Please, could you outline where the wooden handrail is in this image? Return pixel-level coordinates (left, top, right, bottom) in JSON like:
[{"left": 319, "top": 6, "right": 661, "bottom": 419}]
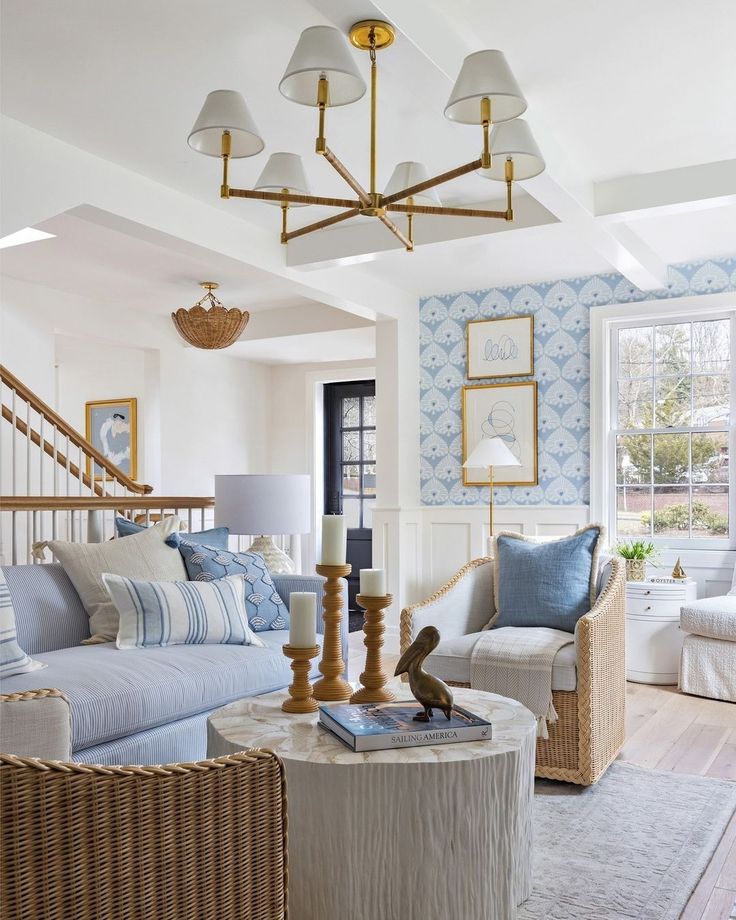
[
  {"left": 0, "top": 364, "right": 153, "bottom": 495},
  {"left": 0, "top": 496, "right": 215, "bottom": 512},
  {"left": 1, "top": 407, "right": 106, "bottom": 497}
]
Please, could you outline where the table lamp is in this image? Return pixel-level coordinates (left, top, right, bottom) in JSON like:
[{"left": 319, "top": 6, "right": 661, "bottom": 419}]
[
  {"left": 214, "top": 474, "right": 310, "bottom": 574},
  {"left": 463, "top": 438, "right": 520, "bottom": 536}
]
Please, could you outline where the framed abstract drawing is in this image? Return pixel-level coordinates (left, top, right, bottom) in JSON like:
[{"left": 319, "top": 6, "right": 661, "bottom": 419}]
[
  {"left": 462, "top": 381, "right": 538, "bottom": 486},
  {"left": 466, "top": 314, "right": 534, "bottom": 379},
  {"left": 85, "top": 397, "right": 138, "bottom": 481}
]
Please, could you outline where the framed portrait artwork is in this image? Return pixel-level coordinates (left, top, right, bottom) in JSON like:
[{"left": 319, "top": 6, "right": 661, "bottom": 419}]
[
  {"left": 462, "top": 381, "right": 538, "bottom": 486},
  {"left": 85, "top": 397, "right": 138, "bottom": 480},
  {"left": 466, "top": 314, "right": 534, "bottom": 380}
]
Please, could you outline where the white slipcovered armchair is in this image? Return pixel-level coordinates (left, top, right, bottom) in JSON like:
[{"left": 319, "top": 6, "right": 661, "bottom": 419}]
[
  {"left": 680, "top": 593, "right": 736, "bottom": 703},
  {"left": 400, "top": 556, "right": 627, "bottom": 786}
]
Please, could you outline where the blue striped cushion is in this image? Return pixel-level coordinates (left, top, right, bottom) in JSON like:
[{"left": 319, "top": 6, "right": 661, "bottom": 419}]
[
  {"left": 0, "top": 570, "right": 46, "bottom": 677},
  {"left": 103, "top": 573, "right": 266, "bottom": 650}
]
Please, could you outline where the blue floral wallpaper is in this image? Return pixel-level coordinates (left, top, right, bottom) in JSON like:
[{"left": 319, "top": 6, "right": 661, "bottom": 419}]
[{"left": 420, "top": 256, "right": 736, "bottom": 507}]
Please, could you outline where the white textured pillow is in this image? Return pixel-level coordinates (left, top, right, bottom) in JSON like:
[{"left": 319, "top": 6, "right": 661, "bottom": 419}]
[
  {"left": 41, "top": 517, "right": 187, "bottom": 643},
  {"left": 0, "top": 570, "right": 46, "bottom": 677},
  {"left": 103, "top": 573, "right": 266, "bottom": 650}
]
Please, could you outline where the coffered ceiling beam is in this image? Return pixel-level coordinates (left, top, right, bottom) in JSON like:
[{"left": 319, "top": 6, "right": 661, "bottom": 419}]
[{"left": 594, "top": 159, "right": 736, "bottom": 223}]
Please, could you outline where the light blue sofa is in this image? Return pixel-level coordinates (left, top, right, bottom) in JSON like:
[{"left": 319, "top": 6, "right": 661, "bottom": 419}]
[{"left": 0, "top": 564, "right": 348, "bottom": 765}]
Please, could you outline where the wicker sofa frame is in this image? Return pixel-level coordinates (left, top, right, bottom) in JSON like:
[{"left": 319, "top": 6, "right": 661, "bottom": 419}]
[
  {"left": 400, "top": 556, "right": 627, "bottom": 786},
  {"left": 0, "top": 739, "right": 288, "bottom": 920}
]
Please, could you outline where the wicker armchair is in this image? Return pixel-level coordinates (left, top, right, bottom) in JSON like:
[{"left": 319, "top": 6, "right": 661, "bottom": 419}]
[
  {"left": 0, "top": 749, "right": 288, "bottom": 920},
  {"left": 400, "top": 556, "right": 626, "bottom": 785}
]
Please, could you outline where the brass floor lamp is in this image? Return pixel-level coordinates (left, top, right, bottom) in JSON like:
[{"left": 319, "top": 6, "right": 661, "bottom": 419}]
[{"left": 463, "top": 437, "right": 521, "bottom": 537}]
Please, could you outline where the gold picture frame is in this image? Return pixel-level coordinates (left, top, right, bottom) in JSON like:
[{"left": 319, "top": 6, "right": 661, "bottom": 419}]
[
  {"left": 466, "top": 314, "right": 534, "bottom": 380},
  {"left": 85, "top": 397, "right": 138, "bottom": 481},
  {"left": 462, "top": 381, "right": 538, "bottom": 486}
]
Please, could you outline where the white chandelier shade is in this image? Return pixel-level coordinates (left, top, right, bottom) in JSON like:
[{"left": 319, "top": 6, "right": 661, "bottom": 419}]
[
  {"left": 444, "top": 50, "right": 527, "bottom": 125},
  {"left": 279, "top": 26, "right": 366, "bottom": 107},
  {"left": 477, "top": 119, "right": 545, "bottom": 181},
  {"left": 254, "top": 153, "right": 311, "bottom": 206},
  {"left": 187, "top": 90, "right": 265, "bottom": 158},
  {"left": 384, "top": 162, "right": 441, "bottom": 207}
]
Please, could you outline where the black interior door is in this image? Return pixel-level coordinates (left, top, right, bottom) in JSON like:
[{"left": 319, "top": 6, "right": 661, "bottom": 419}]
[{"left": 324, "top": 381, "right": 376, "bottom": 629}]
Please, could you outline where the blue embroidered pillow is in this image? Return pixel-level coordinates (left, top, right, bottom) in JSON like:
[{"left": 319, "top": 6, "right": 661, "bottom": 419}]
[
  {"left": 491, "top": 525, "right": 603, "bottom": 632},
  {"left": 115, "top": 517, "right": 229, "bottom": 550},
  {"left": 173, "top": 537, "right": 288, "bottom": 632}
]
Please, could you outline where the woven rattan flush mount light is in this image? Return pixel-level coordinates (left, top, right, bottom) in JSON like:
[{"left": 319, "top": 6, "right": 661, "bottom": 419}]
[{"left": 171, "top": 282, "right": 249, "bottom": 349}]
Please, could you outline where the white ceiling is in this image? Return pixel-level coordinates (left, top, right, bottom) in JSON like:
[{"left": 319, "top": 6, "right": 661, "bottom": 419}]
[{"left": 1, "top": 0, "right": 735, "bottom": 356}]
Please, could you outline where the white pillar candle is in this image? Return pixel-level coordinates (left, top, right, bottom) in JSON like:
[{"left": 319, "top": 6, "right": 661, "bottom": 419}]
[
  {"left": 289, "top": 592, "right": 317, "bottom": 648},
  {"left": 360, "top": 568, "right": 386, "bottom": 597},
  {"left": 320, "top": 514, "right": 347, "bottom": 565}
]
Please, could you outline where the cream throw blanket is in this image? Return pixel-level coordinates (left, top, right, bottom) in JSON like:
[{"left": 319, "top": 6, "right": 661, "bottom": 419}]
[{"left": 470, "top": 627, "right": 575, "bottom": 739}]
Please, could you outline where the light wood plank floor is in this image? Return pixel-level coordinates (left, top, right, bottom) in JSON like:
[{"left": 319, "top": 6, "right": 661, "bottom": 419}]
[{"left": 348, "top": 633, "right": 736, "bottom": 918}]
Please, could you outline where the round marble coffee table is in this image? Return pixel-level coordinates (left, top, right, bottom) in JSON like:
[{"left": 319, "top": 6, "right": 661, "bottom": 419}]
[{"left": 208, "top": 685, "right": 535, "bottom": 920}]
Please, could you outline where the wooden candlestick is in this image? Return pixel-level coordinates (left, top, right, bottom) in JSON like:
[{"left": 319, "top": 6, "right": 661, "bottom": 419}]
[
  {"left": 350, "top": 594, "right": 395, "bottom": 704},
  {"left": 313, "top": 563, "right": 353, "bottom": 702},
  {"left": 282, "top": 644, "right": 320, "bottom": 713}
]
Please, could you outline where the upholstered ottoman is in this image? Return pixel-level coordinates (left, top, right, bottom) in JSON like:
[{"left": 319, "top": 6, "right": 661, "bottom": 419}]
[{"left": 679, "top": 596, "right": 736, "bottom": 703}]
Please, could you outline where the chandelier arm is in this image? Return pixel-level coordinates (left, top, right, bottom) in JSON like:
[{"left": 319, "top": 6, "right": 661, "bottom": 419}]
[
  {"left": 323, "top": 147, "right": 371, "bottom": 205},
  {"left": 227, "top": 188, "right": 360, "bottom": 209},
  {"left": 283, "top": 207, "right": 361, "bottom": 242},
  {"left": 386, "top": 203, "right": 508, "bottom": 219},
  {"left": 377, "top": 213, "right": 412, "bottom": 250},
  {"left": 382, "top": 158, "right": 483, "bottom": 207}
]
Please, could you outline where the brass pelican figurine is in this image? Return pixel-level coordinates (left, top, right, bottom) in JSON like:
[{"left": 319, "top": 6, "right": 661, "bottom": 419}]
[{"left": 394, "top": 625, "right": 454, "bottom": 722}]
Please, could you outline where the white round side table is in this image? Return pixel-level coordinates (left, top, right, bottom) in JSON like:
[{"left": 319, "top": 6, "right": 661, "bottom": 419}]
[
  {"left": 626, "top": 579, "right": 697, "bottom": 684},
  {"left": 208, "top": 685, "right": 536, "bottom": 920}
]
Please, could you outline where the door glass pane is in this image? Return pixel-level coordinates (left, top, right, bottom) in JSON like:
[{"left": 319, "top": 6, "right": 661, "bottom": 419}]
[
  {"left": 616, "top": 487, "right": 651, "bottom": 535},
  {"left": 363, "top": 500, "right": 374, "bottom": 529},
  {"left": 616, "top": 434, "right": 650, "bottom": 484},
  {"left": 343, "top": 498, "right": 360, "bottom": 529},
  {"left": 653, "top": 433, "right": 689, "bottom": 484},
  {"left": 693, "top": 320, "right": 730, "bottom": 374},
  {"left": 363, "top": 464, "right": 377, "bottom": 495},
  {"left": 342, "top": 464, "right": 360, "bottom": 496},
  {"left": 342, "top": 431, "right": 360, "bottom": 461},
  {"left": 363, "top": 430, "right": 376, "bottom": 461},
  {"left": 342, "top": 397, "right": 359, "bottom": 428},
  {"left": 692, "top": 486, "right": 729, "bottom": 537},
  {"left": 691, "top": 432, "right": 729, "bottom": 484},
  {"left": 618, "top": 326, "right": 652, "bottom": 378},
  {"left": 655, "top": 376, "right": 691, "bottom": 428},
  {"left": 655, "top": 323, "right": 691, "bottom": 376},
  {"left": 652, "top": 487, "right": 690, "bottom": 536},
  {"left": 693, "top": 375, "right": 730, "bottom": 427},
  {"left": 618, "top": 379, "right": 653, "bottom": 428},
  {"left": 363, "top": 396, "right": 376, "bottom": 426}
]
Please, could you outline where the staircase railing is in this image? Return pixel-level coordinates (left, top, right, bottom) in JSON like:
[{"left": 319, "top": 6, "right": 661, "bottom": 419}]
[{"left": 0, "top": 364, "right": 215, "bottom": 564}]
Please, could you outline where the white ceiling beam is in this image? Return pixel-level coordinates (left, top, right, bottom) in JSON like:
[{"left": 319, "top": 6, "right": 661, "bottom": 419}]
[
  {"left": 244, "top": 302, "right": 374, "bottom": 340},
  {"left": 287, "top": 194, "right": 556, "bottom": 269},
  {"left": 333, "top": 0, "right": 670, "bottom": 290},
  {"left": 594, "top": 159, "right": 736, "bottom": 223}
]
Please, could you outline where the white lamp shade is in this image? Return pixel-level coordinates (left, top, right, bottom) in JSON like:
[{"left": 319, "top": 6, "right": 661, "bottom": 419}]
[
  {"left": 254, "top": 153, "right": 311, "bottom": 206},
  {"left": 477, "top": 119, "right": 545, "bottom": 181},
  {"left": 214, "top": 474, "right": 311, "bottom": 535},
  {"left": 445, "top": 50, "right": 527, "bottom": 125},
  {"left": 188, "top": 90, "right": 265, "bottom": 158},
  {"left": 279, "top": 26, "right": 366, "bottom": 107},
  {"left": 384, "top": 162, "right": 441, "bottom": 206},
  {"left": 463, "top": 437, "right": 520, "bottom": 468}
]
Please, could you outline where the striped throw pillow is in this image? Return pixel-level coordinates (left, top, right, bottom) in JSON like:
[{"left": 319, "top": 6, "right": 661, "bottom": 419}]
[
  {"left": 102, "top": 573, "right": 266, "bottom": 650},
  {"left": 0, "top": 570, "right": 46, "bottom": 677}
]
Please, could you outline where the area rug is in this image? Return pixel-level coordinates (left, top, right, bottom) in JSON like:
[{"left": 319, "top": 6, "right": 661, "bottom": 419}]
[{"left": 525, "top": 761, "right": 736, "bottom": 920}]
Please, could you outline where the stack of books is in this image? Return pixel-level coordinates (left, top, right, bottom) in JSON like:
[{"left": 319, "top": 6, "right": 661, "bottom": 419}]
[{"left": 319, "top": 700, "right": 493, "bottom": 752}]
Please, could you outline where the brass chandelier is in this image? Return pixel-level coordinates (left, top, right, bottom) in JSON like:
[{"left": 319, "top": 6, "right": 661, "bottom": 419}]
[{"left": 188, "top": 20, "right": 545, "bottom": 252}]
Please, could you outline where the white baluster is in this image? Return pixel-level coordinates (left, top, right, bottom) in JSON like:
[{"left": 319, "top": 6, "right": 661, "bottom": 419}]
[
  {"left": 11, "top": 511, "right": 17, "bottom": 565},
  {"left": 65, "top": 435, "right": 71, "bottom": 497},
  {"left": 187, "top": 508, "right": 193, "bottom": 533},
  {"left": 52, "top": 510, "right": 58, "bottom": 541},
  {"left": 79, "top": 445, "right": 83, "bottom": 496},
  {"left": 39, "top": 415, "right": 44, "bottom": 495},
  {"left": 53, "top": 424, "right": 58, "bottom": 495},
  {"left": 11, "top": 389, "right": 17, "bottom": 496},
  {"left": 31, "top": 511, "right": 38, "bottom": 563}
]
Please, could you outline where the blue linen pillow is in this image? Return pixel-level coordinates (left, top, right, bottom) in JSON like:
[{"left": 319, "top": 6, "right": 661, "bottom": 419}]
[
  {"left": 102, "top": 572, "right": 266, "bottom": 650},
  {"left": 0, "top": 570, "right": 46, "bottom": 677},
  {"left": 491, "top": 525, "right": 603, "bottom": 632},
  {"left": 172, "top": 537, "right": 289, "bottom": 632},
  {"left": 114, "top": 516, "right": 230, "bottom": 550}
]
